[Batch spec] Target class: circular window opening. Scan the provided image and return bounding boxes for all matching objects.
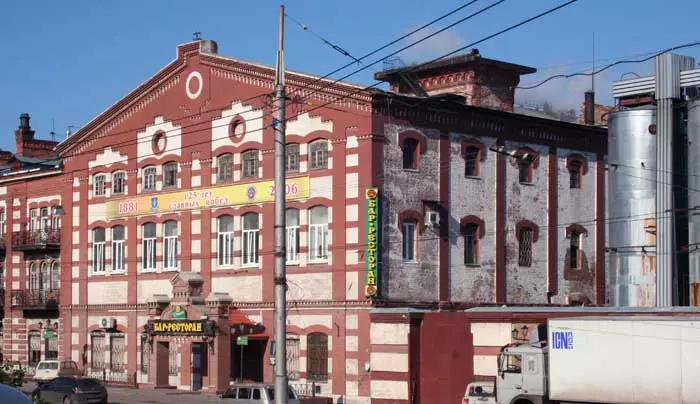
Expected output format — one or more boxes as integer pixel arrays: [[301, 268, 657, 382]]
[[152, 131, 167, 154], [229, 118, 245, 139], [648, 124, 657, 135]]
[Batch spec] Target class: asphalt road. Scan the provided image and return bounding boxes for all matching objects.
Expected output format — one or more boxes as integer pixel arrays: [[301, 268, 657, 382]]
[[21, 382, 226, 404]]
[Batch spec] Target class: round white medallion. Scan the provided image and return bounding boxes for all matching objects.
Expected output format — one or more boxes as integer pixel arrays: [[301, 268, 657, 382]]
[[185, 71, 203, 100]]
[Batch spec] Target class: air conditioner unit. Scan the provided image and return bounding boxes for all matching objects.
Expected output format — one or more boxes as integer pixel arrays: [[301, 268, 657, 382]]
[[99, 317, 116, 329], [425, 211, 440, 227]]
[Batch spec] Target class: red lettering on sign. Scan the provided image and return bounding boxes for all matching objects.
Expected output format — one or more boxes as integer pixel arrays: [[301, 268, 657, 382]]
[[268, 182, 301, 197]]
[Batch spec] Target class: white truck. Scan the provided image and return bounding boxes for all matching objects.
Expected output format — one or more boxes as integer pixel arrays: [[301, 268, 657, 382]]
[[495, 316, 700, 404]]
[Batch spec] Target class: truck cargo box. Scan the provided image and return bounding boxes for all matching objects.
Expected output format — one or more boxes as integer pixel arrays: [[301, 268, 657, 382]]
[[548, 316, 700, 403]]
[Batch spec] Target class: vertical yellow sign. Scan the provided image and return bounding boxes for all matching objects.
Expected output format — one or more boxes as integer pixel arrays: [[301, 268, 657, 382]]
[[365, 187, 379, 298]]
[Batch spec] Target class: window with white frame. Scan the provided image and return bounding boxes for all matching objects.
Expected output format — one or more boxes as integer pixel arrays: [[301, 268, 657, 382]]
[[92, 227, 106, 273], [242, 213, 259, 266], [142, 166, 156, 191], [286, 209, 300, 263], [93, 174, 106, 196], [29, 263, 39, 293], [50, 210, 59, 231], [112, 226, 125, 272], [163, 162, 178, 188], [142, 223, 156, 271], [112, 171, 126, 195], [242, 150, 259, 178], [0, 209, 6, 235], [286, 144, 300, 172], [163, 220, 178, 269], [51, 262, 59, 290], [309, 140, 328, 169], [402, 220, 417, 262], [308, 206, 329, 261], [40, 262, 50, 291], [217, 215, 234, 267], [217, 154, 234, 182]]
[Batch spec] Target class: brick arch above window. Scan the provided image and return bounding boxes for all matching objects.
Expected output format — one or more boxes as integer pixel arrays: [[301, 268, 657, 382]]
[[398, 210, 424, 234], [461, 140, 486, 161], [566, 153, 588, 175], [460, 215, 485, 238], [515, 219, 539, 243], [566, 223, 588, 238], [398, 130, 427, 154], [509, 147, 540, 169]]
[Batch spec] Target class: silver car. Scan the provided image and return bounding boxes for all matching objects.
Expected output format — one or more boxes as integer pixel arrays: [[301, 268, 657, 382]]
[[218, 383, 300, 404]]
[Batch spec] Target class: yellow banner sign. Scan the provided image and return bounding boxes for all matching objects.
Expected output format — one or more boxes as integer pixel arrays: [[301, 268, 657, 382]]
[[152, 320, 203, 334], [106, 176, 310, 218]]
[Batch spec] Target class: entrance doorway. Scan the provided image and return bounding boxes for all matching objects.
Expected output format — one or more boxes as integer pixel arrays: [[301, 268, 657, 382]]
[[231, 339, 266, 382], [191, 343, 207, 391]]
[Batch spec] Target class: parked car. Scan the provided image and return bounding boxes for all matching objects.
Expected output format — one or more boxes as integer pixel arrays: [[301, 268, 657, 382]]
[[31, 377, 107, 404], [0, 384, 32, 404], [219, 383, 299, 404], [34, 360, 82, 384], [462, 381, 496, 404]]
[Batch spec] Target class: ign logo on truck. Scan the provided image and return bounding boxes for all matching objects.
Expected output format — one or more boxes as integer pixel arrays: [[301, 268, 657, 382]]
[[551, 330, 574, 350]]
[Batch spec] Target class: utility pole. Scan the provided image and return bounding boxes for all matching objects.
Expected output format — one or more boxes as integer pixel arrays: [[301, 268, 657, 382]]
[[273, 4, 288, 403]]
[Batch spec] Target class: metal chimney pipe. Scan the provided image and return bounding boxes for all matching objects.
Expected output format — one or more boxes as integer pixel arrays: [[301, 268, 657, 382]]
[[584, 91, 595, 125]]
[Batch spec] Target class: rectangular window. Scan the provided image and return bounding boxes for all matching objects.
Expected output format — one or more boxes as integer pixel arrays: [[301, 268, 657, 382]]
[[286, 144, 300, 172], [307, 333, 329, 382], [217, 154, 234, 182], [0, 209, 6, 236], [464, 228, 477, 265], [168, 343, 178, 376], [242, 228, 259, 266], [93, 240, 105, 273], [570, 234, 581, 268], [402, 222, 416, 261], [112, 172, 126, 194], [242, 152, 259, 178], [163, 163, 178, 188], [140, 336, 150, 374], [519, 159, 532, 183], [464, 147, 480, 177], [94, 175, 106, 196], [518, 228, 533, 267], [569, 162, 582, 189], [112, 233, 125, 272], [286, 225, 300, 263], [309, 141, 328, 169], [309, 223, 329, 261], [142, 167, 156, 191], [142, 237, 156, 271], [29, 334, 41, 366], [90, 334, 105, 370], [286, 335, 300, 380], [403, 139, 419, 170], [164, 235, 178, 269], [218, 230, 234, 267], [110, 335, 125, 372]]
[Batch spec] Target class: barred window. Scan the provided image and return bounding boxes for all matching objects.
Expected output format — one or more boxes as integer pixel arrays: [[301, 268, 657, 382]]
[[90, 333, 106, 370], [286, 144, 300, 172], [402, 220, 416, 262], [518, 227, 533, 267], [110, 335, 125, 372], [45, 336, 58, 360], [29, 333, 41, 366], [140, 336, 150, 374], [168, 342, 179, 376], [217, 154, 234, 182], [306, 333, 328, 382], [286, 334, 300, 380], [309, 140, 328, 169]]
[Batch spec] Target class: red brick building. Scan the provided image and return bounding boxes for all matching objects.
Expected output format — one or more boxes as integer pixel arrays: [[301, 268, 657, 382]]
[[1, 39, 607, 403]]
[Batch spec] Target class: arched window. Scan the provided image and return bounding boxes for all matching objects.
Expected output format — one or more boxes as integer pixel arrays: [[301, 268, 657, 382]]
[[29, 263, 39, 293], [309, 140, 329, 170], [569, 159, 583, 189], [93, 174, 106, 196], [464, 146, 481, 177], [51, 262, 60, 291], [308, 206, 329, 261], [217, 154, 234, 182], [92, 227, 106, 273], [163, 162, 178, 188], [402, 219, 417, 262], [286, 209, 300, 263], [40, 262, 50, 291], [286, 144, 300, 172], [402, 138, 419, 170], [519, 157, 533, 183], [112, 225, 126, 272], [142, 166, 156, 192], [142, 223, 156, 271], [306, 333, 329, 382], [570, 229, 582, 268], [242, 150, 259, 178], [518, 226, 534, 267], [463, 224, 479, 265], [163, 220, 178, 269], [112, 171, 126, 195], [242, 213, 259, 266], [218, 215, 234, 267]]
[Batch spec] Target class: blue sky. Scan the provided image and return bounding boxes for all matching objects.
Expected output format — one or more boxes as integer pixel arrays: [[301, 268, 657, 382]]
[[1, 0, 698, 152]]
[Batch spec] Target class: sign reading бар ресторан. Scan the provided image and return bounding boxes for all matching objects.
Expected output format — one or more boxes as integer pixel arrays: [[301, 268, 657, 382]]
[[152, 320, 205, 335]]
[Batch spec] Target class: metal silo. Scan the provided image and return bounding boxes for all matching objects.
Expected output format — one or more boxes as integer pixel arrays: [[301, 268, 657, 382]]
[[607, 106, 657, 306], [688, 100, 700, 305]]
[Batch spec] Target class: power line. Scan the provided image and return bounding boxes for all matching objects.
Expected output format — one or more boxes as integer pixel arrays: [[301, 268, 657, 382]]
[[285, 12, 361, 64]]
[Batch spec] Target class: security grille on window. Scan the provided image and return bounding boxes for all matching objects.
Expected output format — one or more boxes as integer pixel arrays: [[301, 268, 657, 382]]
[[91, 333, 106, 370], [402, 221, 416, 262], [309, 206, 329, 261], [45, 336, 58, 360], [218, 215, 234, 266], [163, 162, 178, 188], [306, 333, 329, 382], [110, 335, 126, 372], [29, 333, 41, 366], [242, 213, 259, 266], [94, 174, 106, 196], [163, 220, 178, 269], [112, 172, 126, 194], [92, 228, 106, 273], [286, 334, 300, 380], [217, 154, 234, 182], [112, 226, 126, 272], [286, 144, 300, 172], [242, 150, 259, 178], [168, 342, 179, 376], [518, 227, 533, 267], [286, 209, 300, 263], [142, 167, 156, 191], [140, 338, 150, 374], [142, 223, 156, 271], [309, 140, 328, 169]]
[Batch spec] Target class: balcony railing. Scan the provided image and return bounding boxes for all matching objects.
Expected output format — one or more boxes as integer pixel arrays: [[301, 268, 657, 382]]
[[12, 229, 60, 250], [11, 289, 60, 309]]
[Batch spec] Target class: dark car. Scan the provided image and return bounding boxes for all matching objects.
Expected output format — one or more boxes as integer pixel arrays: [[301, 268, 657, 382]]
[[31, 377, 108, 404]]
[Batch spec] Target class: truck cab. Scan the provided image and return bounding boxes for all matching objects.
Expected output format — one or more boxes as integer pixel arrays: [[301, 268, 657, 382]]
[[496, 344, 548, 404]]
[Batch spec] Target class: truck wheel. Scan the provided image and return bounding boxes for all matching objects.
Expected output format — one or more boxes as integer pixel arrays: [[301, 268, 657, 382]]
[[513, 400, 534, 404]]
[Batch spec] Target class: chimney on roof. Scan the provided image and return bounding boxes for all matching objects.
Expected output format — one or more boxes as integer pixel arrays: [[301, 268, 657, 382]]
[[584, 91, 595, 125], [199, 39, 218, 54], [19, 113, 31, 131], [14, 113, 59, 159]]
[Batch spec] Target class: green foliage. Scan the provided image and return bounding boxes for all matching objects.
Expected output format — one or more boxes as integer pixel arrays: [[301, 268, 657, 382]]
[[0, 362, 26, 388], [32, 396, 52, 404]]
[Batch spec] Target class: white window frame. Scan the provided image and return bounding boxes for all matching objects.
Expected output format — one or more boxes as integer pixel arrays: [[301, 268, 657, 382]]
[[217, 154, 234, 183], [163, 162, 178, 188], [142, 223, 156, 271], [309, 140, 329, 169], [286, 209, 300, 263], [92, 228, 106, 273], [308, 206, 329, 262], [242, 150, 259, 178], [217, 216, 234, 267], [112, 226, 126, 272], [142, 167, 156, 191], [93, 174, 106, 196], [242, 213, 259, 267], [402, 221, 416, 262], [163, 221, 178, 270], [112, 171, 126, 195]]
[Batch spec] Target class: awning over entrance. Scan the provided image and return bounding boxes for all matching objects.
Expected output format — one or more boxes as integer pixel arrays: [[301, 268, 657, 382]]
[[229, 309, 268, 338]]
